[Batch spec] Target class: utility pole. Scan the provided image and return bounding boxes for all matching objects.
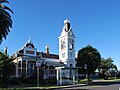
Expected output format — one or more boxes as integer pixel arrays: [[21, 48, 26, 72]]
[[36, 59, 43, 87], [37, 65, 39, 87], [84, 64, 88, 83]]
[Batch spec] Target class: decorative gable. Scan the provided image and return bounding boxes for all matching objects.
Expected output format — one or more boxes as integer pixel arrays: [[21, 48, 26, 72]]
[[25, 43, 34, 48], [20, 38, 37, 56]]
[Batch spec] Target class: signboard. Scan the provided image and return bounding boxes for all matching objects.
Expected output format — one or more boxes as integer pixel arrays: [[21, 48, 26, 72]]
[[36, 60, 42, 66]]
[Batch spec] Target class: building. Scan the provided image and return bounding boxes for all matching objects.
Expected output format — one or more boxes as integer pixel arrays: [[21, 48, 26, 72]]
[[59, 19, 76, 67], [12, 19, 76, 79]]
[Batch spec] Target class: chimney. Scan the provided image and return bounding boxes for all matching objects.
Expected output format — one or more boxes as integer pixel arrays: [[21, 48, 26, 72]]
[[4, 47, 7, 54], [45, 46, 49, 55]]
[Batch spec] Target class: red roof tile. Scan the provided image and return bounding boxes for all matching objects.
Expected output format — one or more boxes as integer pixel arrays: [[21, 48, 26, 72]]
[[42, 52, 59, 59]]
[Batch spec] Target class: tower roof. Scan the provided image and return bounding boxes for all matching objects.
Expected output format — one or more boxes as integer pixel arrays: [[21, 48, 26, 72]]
[[64, 19, 70, 24], [59, 19, 74, 37]]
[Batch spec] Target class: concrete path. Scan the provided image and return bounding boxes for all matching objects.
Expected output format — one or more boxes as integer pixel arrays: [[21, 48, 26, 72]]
[[53, 79, 120, 90]]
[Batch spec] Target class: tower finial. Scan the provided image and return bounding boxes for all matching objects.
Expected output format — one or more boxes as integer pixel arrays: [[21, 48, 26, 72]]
[[64, 19, 70, 24], [28, 35, 31, 43]]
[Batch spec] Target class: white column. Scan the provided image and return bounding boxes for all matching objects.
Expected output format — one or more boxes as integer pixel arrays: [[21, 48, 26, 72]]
[[15, 63, 18, 78], [37, 66, 39, 87], [33, 64, 34, 73], [26, 60, 28, 75], [72, 69, 75, 84], [56, 69, 59, 85], [60, 68, 62, 85]]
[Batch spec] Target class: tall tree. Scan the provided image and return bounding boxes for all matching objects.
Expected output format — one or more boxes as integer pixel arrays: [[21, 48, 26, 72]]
[[98, 57, 117, 79], [0, 0, 13, 44], [0, 52, 15, 88], [76, 45, 101, 83], [98, 57, 113, 73]]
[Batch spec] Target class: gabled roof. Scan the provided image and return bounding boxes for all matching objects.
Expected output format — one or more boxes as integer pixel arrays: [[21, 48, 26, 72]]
[[42, 52, 59, 59]]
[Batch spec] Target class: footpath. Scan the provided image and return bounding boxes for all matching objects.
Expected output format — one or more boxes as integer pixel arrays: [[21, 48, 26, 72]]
[[48, 79, 120, 90], [1, 79, 120, 90]]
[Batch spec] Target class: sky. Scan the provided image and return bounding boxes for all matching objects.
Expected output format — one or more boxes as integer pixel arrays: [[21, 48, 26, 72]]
[[0, 0, 120, 70]]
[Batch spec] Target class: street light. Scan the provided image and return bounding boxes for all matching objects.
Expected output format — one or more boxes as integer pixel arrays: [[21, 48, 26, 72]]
[[84, 64, 88, 82]]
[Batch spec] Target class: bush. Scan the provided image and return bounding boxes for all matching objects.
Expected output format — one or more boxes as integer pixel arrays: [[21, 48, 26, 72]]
[[10, 77, 19, 85], [117, 72, 120, 78], [98, 73, 105, 78], [39, 77, 57, 85], [21, 77, 36, 84]]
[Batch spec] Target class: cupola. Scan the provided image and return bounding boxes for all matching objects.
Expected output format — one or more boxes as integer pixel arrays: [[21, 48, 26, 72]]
[[24, 37, 35, 48]]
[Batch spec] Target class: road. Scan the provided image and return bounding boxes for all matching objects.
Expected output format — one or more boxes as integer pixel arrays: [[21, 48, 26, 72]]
[[57, 84, 120, 90], [91, 84, 119, 90], [54, 80, 120, 90]]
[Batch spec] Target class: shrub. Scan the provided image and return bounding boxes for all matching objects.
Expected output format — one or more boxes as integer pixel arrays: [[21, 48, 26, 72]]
[[21, 77, 36, 84], [117, 72, 120, 78], [10, 77, 19, 85]]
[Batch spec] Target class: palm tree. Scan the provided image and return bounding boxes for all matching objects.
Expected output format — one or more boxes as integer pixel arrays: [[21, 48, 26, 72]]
[[0, 0, 13, 44]]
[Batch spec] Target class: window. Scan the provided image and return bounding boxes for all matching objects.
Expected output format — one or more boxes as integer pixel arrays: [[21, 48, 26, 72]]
[[61, 40, 66, 49], [62, 53, 65, 58], [63, 41, 66, 48], [61, 44, 63, 49], [26, 50, 34, 55], [69, 42, 73, 50]]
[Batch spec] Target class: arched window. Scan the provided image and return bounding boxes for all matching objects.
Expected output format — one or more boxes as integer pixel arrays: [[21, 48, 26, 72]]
[[69, 42, 73, 50], [61, 40, 66, 49], [63, 41, 66, 49]]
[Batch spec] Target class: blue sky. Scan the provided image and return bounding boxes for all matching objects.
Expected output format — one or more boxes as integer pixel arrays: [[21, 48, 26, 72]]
[[0, 0, 120, 69]]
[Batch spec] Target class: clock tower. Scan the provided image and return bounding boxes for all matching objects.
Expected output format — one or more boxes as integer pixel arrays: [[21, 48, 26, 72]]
[[59, 19, 76, 67]]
